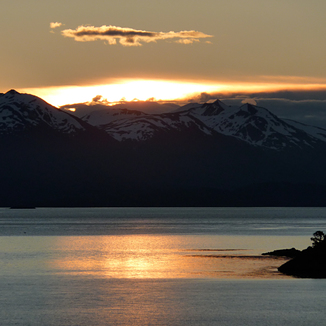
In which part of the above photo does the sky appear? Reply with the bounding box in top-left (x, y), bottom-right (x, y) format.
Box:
top-left (1, 0), bottom-right (326, 126)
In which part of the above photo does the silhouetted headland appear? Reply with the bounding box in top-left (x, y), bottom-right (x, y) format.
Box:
top-left (262, 248), bottom-right (301, 258)
top-left (277, 231), bottom-right (326, 278)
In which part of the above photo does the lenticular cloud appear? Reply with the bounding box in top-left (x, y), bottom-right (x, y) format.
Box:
top-left (61, 25), bottom-right (213, 46)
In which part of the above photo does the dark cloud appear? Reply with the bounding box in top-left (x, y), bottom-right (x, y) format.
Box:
top-left (189, 89), bottom-right (326, 102)
top-left (92, 95), bottom-right (103, 102)
top-left (253, 99), bottom-right (326, 128)
top-left (245, 89), bottom-right (326, 101)
top-left (189, 92), bottom-right (213, 103)
top-left (61, 25), bottom-right (213, 46)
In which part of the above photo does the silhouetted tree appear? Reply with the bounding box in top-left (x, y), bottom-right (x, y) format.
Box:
top-left (311, 231), bottom-right (325, 247)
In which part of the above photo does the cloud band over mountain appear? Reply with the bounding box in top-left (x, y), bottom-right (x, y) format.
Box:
top-left (61, 25), bottom-right (213, 46)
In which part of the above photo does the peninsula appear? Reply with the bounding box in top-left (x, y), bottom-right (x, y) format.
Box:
top-left (277, 231), bottom-right (326, 278)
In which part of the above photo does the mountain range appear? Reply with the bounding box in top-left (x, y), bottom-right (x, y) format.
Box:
top-left (1, 89), bottom-right (326, 207)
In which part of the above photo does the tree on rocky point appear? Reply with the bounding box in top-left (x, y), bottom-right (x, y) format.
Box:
top-left (311, 231), bottom-right (325, 247)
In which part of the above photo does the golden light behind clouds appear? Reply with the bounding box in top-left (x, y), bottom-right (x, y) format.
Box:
top-left (19, 77), bottom-right (326, 108)
top-left (20, 80), bottom-right (219, 106)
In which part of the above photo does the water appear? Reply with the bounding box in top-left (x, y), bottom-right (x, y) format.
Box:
top-left (1, 207), bottom-right (326, 325)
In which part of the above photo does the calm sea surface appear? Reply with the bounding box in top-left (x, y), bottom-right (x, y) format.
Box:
top-left (1, 207), bottom-right (326, 325)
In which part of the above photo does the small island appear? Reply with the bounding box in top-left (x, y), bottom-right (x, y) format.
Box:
top-left (266, 231), bottom-right (326, 278)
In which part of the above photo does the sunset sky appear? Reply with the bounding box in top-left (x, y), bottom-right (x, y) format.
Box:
top-left (2, 0), bottom-right (326, 124)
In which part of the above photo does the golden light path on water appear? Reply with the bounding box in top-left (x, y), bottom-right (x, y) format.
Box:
top-left (18, 78), bottom-right (326, 107)
top-left (49, 235), bottom-right (303, 279)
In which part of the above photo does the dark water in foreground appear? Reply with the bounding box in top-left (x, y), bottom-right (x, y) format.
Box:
top-left (1, 207), bottom-right (326, 325)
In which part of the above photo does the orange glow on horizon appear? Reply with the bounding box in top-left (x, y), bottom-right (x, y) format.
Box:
top-left (19, 79), bottom-right (221, 107)
top-left (18, 77), bottom-right (326, 107)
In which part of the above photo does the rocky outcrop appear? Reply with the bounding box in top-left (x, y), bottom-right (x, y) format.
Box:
top-left (278, 241), bottom-right (326, 278)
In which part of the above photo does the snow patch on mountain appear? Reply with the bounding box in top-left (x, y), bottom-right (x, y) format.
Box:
top-left (284, 119), bottom-right (326, 142)
top-left (97, 114), bottom-right (213, 141)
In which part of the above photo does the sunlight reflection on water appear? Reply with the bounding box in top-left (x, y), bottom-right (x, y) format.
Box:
top-left (1, 208), bottom-right (326, 325)
top-left (52, 234), bottom-right (303, 279)
top-left (0, 234), bottom-right (305, 279)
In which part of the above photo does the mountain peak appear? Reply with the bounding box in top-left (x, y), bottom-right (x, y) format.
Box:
top-left (238, 103), bottom-right (258, 114)
top-left (6, 89), bottom-right (20, 95)
top-left (212, 99), bottom-right (224, 105)
top-left (0, 90), bottom-right (86, 135)
top-left (201, 99), bottom-right (224, 107)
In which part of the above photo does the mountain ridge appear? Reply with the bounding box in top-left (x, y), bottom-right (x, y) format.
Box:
top-left (80, 97), bottom-right (326, 150)
top-left (1, 90), bottom-right (326, 207)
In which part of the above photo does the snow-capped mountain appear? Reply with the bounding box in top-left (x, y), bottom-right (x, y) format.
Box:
top-left (82, 99), bottom-right (326, 150)
top-left (181, 100), bottom-right (326, 149)
top-left (82, 108), bottom-right (148, 126)
top-left (4, 89), bottom-right (326, 151)
top-left (0, 90), bottom-right (85, 135)
top-left (2, 90), bottom-right (326, 207)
